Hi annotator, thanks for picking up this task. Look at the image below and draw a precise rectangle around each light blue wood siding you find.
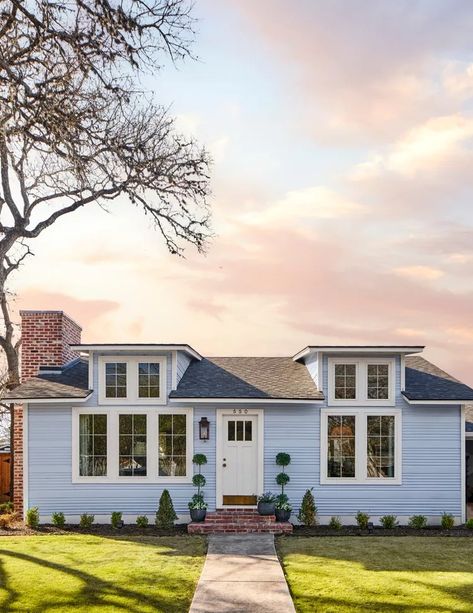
[176,352,192,386]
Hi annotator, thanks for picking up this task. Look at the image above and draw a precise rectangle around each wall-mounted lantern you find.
[199,417,210,441]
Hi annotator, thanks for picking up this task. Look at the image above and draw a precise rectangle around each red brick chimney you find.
[13,310,82,516]
[20,310,82,381]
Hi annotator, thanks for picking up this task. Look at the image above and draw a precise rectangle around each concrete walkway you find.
[189,534,296,613]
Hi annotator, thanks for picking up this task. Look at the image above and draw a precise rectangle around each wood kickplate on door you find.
[222,495,257,506]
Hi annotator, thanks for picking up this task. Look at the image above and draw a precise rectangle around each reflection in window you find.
[80,414,107,476]
[105,362,127,398]
[138,362,160,398]
[119,414,147,476]
[159,414,187,476]
[367,364,389,400]
[334,364,356,399]
[327,415,356,478]
[227,420,252,441]
[367,415,395,478]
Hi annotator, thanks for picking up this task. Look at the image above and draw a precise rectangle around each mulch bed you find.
[289,525,473,537]
[0,522,189,537]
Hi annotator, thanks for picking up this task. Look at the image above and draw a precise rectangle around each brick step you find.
[204,514,275,524]
[188,522,292,535]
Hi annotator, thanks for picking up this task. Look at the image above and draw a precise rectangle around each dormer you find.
[293,345,425,405]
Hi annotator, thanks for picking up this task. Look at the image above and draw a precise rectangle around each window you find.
[327,415,355,478]
[79,414,107,476]
[367,415,395,478]
[227,419,253,441]
[328,358,395,406]
[73,408,192,483]
[334,364,356,399]
[105,362,127,398]
[119,414,147,476]
[367,364,389,400]
[138,362,160,398]
[99,356,166,404]
[159,414,187,477]
[321,409,401,484]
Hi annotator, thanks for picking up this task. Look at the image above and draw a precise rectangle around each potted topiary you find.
[188,453,208,522]
[275,452,292,522]
[257,492,276,515]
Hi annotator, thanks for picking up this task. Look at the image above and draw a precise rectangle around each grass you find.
[0,534,205,612]
[278,537,473,612]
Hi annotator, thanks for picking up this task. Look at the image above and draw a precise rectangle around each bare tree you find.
[0,0,212,391]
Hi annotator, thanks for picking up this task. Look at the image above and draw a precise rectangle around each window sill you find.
[327,399,396,407]
[72,477,193,485]
[320,478,402,486]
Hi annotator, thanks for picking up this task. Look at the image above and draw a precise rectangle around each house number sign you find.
[232,409,248,414]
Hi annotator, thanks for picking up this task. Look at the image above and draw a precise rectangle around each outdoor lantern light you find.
[199,417,210,441]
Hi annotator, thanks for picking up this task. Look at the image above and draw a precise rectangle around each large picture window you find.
[119,414,147,476]
[159,414,187,477]
[79,414,107,476]
[321,409,401,484]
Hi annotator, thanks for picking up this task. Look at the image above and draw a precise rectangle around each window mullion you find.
[109,411,119,480]
[356,412,366,483]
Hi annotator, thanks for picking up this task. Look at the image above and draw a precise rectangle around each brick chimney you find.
[20,310,82,381]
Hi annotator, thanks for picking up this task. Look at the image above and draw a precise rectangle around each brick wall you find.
[13,311,82,515]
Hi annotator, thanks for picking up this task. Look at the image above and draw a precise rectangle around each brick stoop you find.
[187,510,293,534]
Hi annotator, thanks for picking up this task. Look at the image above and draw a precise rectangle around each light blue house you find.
[7,310,473,526]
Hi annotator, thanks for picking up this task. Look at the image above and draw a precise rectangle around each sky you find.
[11,0,473,384]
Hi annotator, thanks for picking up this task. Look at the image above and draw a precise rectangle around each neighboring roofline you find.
[169,397,324,404]
[401,394,473,405]
[3,391,93,403]
[70,344,202,360]
[293,346,425,361]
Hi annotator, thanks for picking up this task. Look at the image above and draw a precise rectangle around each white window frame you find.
[72,406,193,484]
[320,407,402,485]
[98,356,167,405]
[328,357,396,406]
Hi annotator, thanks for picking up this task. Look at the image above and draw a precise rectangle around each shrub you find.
[408,515,427,530]
[111,511,123,529]
[355,511,370,530]
[26,506,40,529]
[380,515,398,529]
[0,501,13,514]
[79,513,95,529]
[188,454,208,511]
[465,518,473,530]
[275,452,291,501]
[156,489,178,529]
[329,516,342,530]
[52,512,66,528]
[297,488,317,526]
[0,512,19,529]
[136,515,149,528]
[441,512,455,530]
[257,492,276,503]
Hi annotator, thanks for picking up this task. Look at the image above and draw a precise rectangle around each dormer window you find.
[99,356,166,404]
[329,358,395,406]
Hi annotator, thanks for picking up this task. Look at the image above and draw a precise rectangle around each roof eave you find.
[402,393,473,405]
[3,391,93,404]
[293,346,425,361]
[169,396,324,404]
[70,344,202,361]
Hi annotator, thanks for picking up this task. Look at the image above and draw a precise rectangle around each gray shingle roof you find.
[170,357,324,400]
[404,356,473,401]
[3,359,91,400]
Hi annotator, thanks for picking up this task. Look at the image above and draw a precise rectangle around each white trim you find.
[328,357,396,407]
[8,394,92,404]
[171,351,177,390]
[71,344,202,361]
[461,405,466,523]
[400,354,406,391]
[317,352,324,394]
[216,408,264,508]
[98,355,167,405]
[169,397,323,404]
[88,351,94,390]
[71,406,193,484]
[320,407,402,485]
[23,403,28,517]
[466,432,473,439]
[402,396,468,405]
[293,346,424,361]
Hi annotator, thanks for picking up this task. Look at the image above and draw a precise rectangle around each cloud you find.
[393,265,445,281]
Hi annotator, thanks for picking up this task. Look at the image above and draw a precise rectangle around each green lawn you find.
[0,534,205,612]
[278,537,473,613]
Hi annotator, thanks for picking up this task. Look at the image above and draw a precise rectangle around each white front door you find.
[220,413,260,506]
